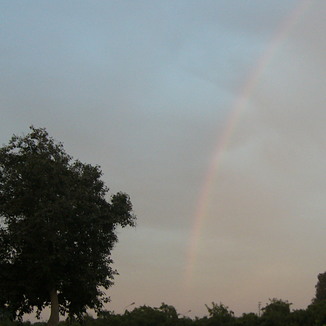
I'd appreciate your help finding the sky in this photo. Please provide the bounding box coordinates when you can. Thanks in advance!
[1,0,326,319]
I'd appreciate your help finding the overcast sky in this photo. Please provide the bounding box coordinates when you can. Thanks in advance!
[1,0,325,319]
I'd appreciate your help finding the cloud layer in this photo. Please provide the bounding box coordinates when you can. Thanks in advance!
[1,0,325,319]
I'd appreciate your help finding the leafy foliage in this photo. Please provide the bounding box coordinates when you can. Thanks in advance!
[1,296,326,326]
[260,298,291,326]
[0,127,135,323]
[204,302,234,325]
[307,300,326,326]
[313,271,326,303]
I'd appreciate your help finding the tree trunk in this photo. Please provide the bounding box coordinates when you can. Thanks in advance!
[47,288,59,326]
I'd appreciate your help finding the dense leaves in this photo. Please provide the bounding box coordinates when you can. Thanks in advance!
[0,127,135,324]
[1,270,326,326]
[1,298,326,326]
[260,298,291,326]
[313,271,326,303]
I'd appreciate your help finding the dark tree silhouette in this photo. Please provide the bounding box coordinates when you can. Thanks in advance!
[313,271,326,303]
[0,127,135,326]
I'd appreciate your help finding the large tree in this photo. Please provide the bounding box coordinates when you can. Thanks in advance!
[313,271,326,303]
[0,127,136,325]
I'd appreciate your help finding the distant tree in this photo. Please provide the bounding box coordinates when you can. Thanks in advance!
[313,271,326,303]
[204,302,234,325]
[0,127,136,326]
[260,298,292,326]
[308,273,326,326]
[117,303,185,326]
[158,303,179,321]
[261,298,291,315]
[205,301,234,317]
[237,312,259,326]
[123,305,166,326]
[307,300,326,326]
[289,308,313,326]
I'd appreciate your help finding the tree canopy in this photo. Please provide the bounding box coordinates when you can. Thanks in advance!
[313,271,326,303]
[0,127,136,325]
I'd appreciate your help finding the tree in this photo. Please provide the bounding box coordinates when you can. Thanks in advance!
[261,298,291,316]
[121,303,181,326]
[289,308,313,326]
[204,302,234,325]
[260,298,292,326]
[0,127,136,326]
[237,312,259,326]
[313,271,326,303]
[307,300,326,326]
[122,305,167,326]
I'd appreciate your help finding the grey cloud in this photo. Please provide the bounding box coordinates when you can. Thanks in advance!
[1,0,325,319]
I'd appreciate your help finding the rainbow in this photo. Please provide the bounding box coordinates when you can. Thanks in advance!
[184,0,315,289]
